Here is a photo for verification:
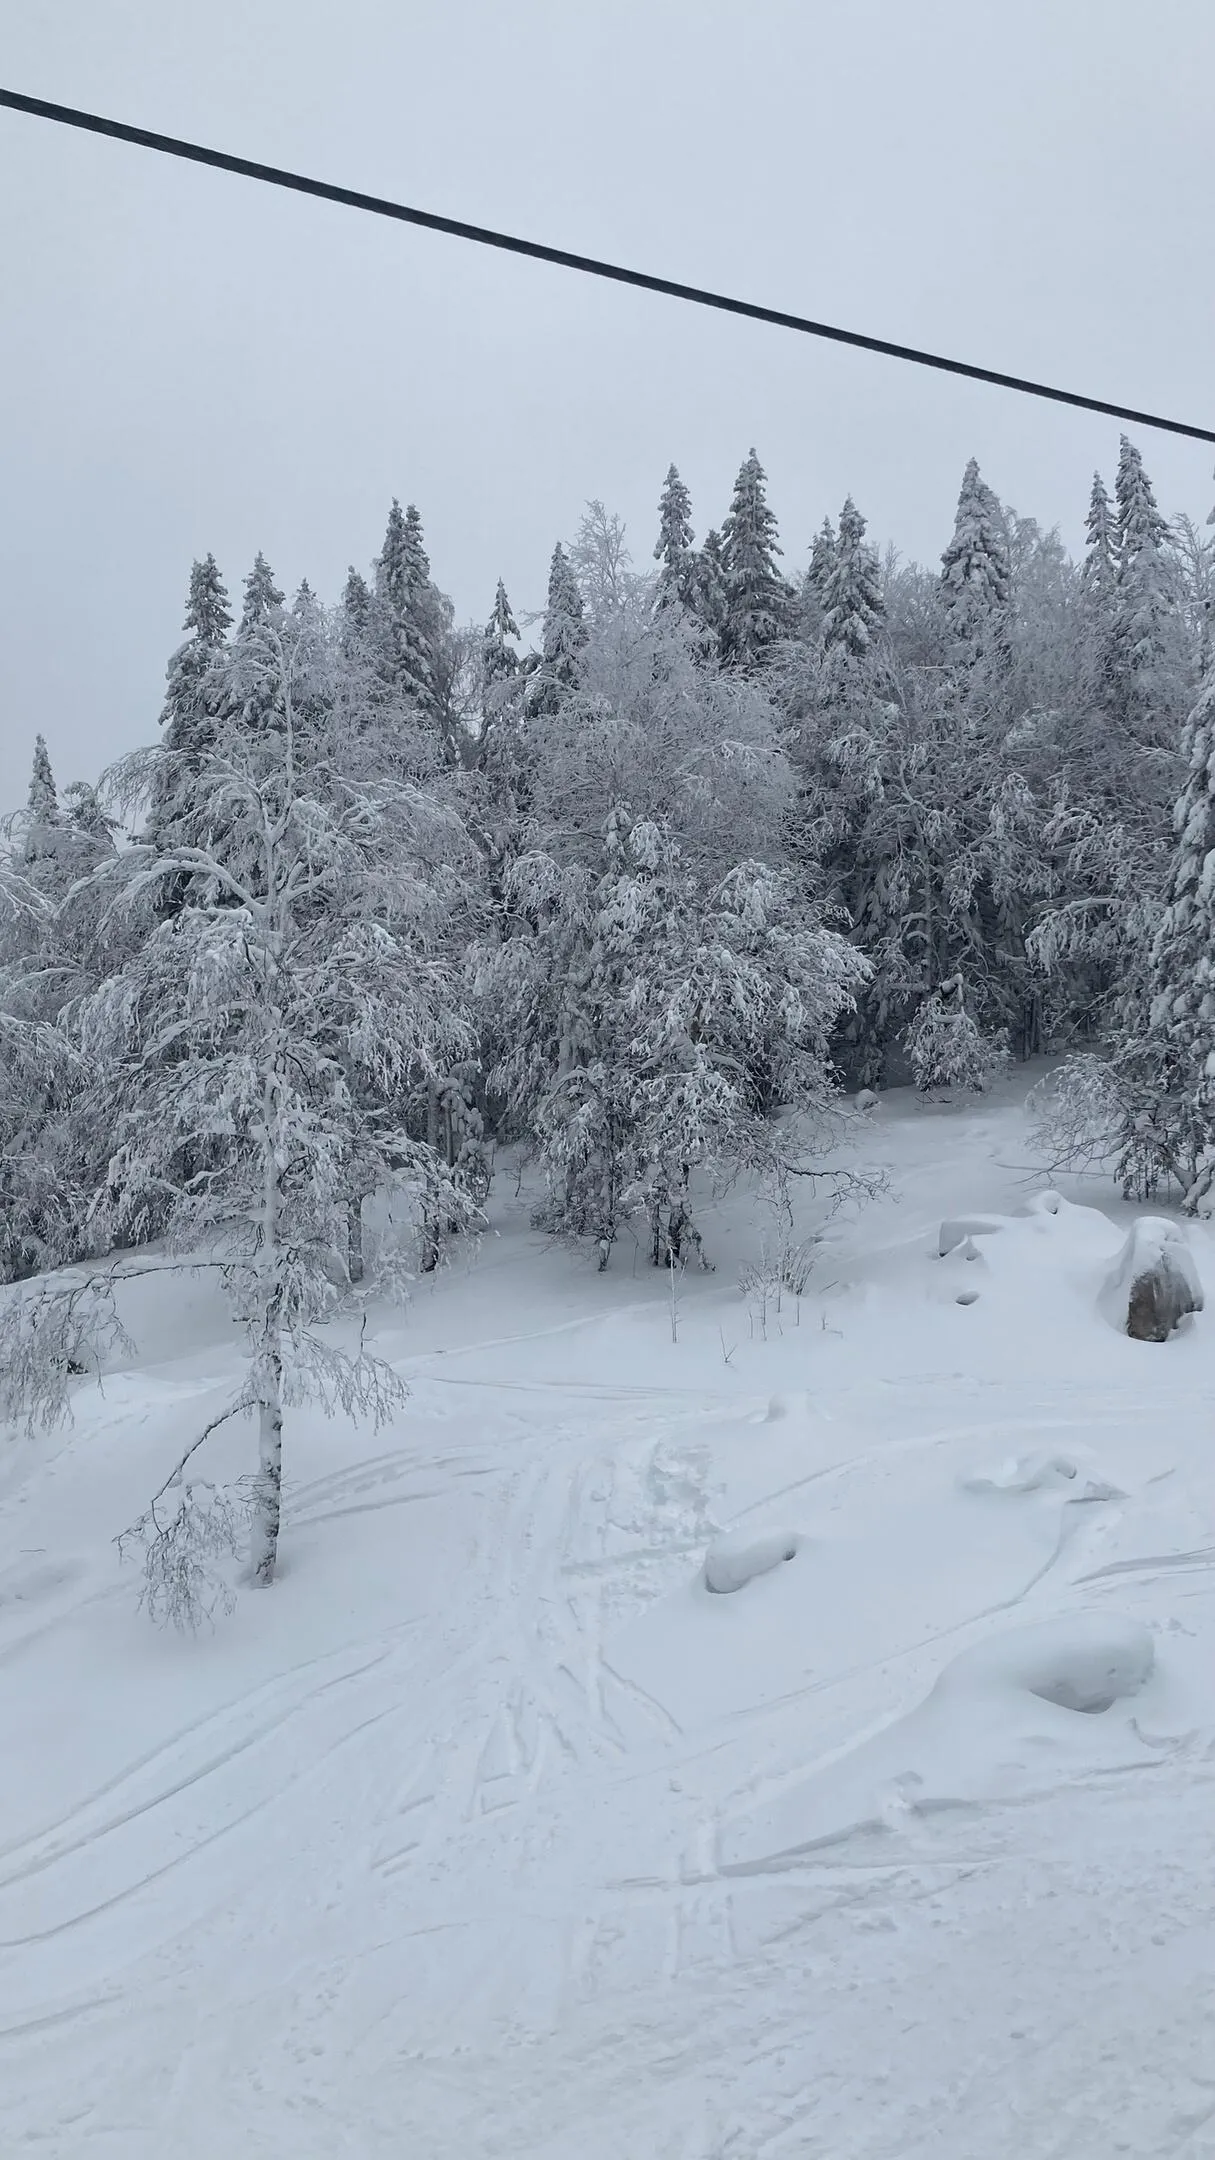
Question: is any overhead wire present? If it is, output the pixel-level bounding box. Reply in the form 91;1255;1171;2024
2;84;1213;449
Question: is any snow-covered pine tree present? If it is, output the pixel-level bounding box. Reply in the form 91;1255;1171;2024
719;449;792;669
1110;435;1186;743
689;526;728;643
238;552;284;638
801;516;837;640
224;554;288;740
654;464;697;615
483;578;520;689
1080;471;1118;614
373;500;456;745
1111;657;1215;1207
939;457;1010;657
821;497;885;660
22;735;63;868
146;555;233;858
530;542;588;713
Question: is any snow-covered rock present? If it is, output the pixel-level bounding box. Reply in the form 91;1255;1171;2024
704;1528;801;1595
1100;1217;1203;1342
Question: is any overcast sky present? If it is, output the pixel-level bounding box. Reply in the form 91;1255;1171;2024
2;0;1214;812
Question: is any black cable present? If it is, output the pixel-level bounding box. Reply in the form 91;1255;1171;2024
4;83;1214;448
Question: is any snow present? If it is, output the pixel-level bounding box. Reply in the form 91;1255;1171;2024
703;1527;802;1594
5;1076;1215;2157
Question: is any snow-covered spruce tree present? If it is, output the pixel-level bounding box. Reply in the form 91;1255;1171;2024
1110;436;1189;750
1080;471;1118;618
0;608;478;1608
373;500;461;757
1109;660;1215;1207
719;449;793;669
529;542;588;714
145;555;233;860
0;741;123;1282
821;497;885;662
653;464;698;616
375;499;436;712
690;526;729;644
939;457;1010;660
483;578;520;692
22;735;62;865
483;810;867;1267
800;516;837;641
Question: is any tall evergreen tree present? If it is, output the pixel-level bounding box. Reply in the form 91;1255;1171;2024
339;567;373;664
1111;659;1215;1207
719;449;791;668
691;527;729;642
22;735;61;866
375;499;440;716
1080;472;1117;612
226;554;288;739
238;553;284;638
939;458;1010;653
821;497;885;660
531;543;588;713
483;578;521;688
653;464;697;614
147;555;234;854
1111;436;1181;735
801;517;837;639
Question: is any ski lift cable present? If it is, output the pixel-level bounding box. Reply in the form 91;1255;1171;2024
3;85;1213;449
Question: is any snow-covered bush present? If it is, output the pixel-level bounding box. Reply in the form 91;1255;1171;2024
905;977;1008;1094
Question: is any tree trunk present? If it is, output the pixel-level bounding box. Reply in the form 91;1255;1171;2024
252;1070;285;1584
421;1082;442;1271
347;1194;365;1285
250;1385;283;1585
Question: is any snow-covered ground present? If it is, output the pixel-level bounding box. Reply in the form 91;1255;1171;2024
5;1076;1215;2159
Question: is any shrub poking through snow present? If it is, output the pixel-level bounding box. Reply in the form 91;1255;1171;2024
906;976;1007;1094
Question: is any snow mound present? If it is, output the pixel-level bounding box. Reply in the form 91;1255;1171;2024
938;1611;1154;1715
719;1613;1159;1871
704;1528;801;1594
961;1448;1122;1502
1099;1217;1204;1341
939;1215;1004;1257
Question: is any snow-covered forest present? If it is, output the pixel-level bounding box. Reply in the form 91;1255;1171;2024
2;438;1213;1595
7;436;1215;2157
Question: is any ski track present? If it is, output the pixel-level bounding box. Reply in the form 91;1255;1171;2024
6;1129;1215;2153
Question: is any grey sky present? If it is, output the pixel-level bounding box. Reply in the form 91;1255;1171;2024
2;0;1213;812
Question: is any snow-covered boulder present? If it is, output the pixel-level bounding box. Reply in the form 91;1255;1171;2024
704;1528;801;1595
855;1088;879;1113
1100;1217;1203;1342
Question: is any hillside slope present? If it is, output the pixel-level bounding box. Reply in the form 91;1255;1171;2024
3;1079;1215;2159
